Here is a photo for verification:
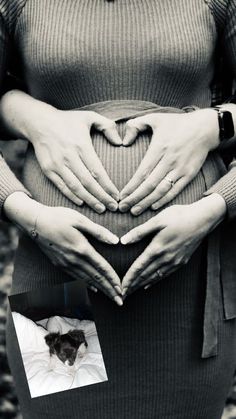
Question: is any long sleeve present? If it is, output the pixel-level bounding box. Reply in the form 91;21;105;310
0;2;31;219
204;0;236;219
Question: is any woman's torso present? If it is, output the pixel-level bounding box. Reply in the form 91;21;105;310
13;0;218;109
6;0;227;285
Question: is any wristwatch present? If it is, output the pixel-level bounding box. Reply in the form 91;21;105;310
213;106;235;141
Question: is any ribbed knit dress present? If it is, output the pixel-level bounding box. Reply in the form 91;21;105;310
1;1;236;418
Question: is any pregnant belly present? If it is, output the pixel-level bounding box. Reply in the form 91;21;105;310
22;118;222;277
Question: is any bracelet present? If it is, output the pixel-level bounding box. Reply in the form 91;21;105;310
29;205;43;240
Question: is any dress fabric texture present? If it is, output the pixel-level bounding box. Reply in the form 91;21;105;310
0;0;236;418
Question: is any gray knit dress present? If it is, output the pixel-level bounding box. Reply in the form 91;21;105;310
1;1;236;418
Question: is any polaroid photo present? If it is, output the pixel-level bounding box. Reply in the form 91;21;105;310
9;279;108;398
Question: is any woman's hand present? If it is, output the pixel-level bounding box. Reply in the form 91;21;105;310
119;109;220;215
3;192;123;306
0;90;122;213
120;194;226;298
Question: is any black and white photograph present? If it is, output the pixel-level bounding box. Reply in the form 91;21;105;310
0;0;236;418
8;280;108;398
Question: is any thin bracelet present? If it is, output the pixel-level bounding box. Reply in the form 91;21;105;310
29;205;44;240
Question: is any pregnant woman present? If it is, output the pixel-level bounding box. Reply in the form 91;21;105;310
1;0;236;418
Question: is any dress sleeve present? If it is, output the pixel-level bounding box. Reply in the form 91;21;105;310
204;0;236;219
0;9;31;219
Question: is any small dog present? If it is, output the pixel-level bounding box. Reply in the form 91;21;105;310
45;329;88;367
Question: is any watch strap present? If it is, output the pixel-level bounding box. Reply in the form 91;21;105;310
213;106;235;141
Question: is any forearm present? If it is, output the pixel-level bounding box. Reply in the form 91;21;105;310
193;103;236;152
0;89;57;142
192;193;227;233
200;103;236;219
0;154;32;219
3;191;43;233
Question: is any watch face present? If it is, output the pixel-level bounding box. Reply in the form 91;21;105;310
222;111;235;140
215;107;235;141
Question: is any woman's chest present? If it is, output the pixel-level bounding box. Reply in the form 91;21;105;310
14;0;218;106
16;0;216;70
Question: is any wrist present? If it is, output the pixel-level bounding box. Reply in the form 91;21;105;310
3;191;44;234
0;90;57;143
191;193;226;232
195;108;220;150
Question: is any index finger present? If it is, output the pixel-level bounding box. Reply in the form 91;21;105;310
120;136;162;201
122;243;156;293
80;137;119;200
119;157;169;211
84;241;122;292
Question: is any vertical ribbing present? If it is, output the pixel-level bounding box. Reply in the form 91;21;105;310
204;0;229;32
13;0;228;109
1;2;236;419
0;0;27;34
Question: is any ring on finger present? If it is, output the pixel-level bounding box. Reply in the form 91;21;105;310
144;270;164;290
157;269;164;278
164;176;175;188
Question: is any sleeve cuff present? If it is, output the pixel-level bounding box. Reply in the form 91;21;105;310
204;167;236;220
0;154;32;220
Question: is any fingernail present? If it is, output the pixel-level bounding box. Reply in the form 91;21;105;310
95;203;106;213
115;285;122;294
122;287;128;296
114;135;123;145
119;203;130;212
122;136;130;146
108;202;118;212
144;284;151;290
120;235;129;245
105;234;119;245
151;203;159;210
131;206;142;216
90;286;98;293
113;296;123;306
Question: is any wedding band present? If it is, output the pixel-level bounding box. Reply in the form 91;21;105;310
157;269;164;278
164;176;175;187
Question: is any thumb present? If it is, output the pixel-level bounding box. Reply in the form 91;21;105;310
74;214;119;244
123;116;149;146
93;115;122;145
121;216;162;244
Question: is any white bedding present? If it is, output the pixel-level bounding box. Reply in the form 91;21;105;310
12;312;108;398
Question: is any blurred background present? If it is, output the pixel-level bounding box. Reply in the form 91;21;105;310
0;139;236;419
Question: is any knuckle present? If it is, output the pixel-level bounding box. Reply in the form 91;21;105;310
90;170;100;180
66;179;76;190
163;253;174;263
77;243;87;255
134;230;143;241
41;163;51;175
186;167;195;178
145;248;155;260
95;230;103;241
81;176;91;189
93;272;103;283
182;257;189;265
59;184;67;194
126;119;137;129
139;272;147;280
142;168;151;180
146;181;156;193
67;253;77;265
105;120;116;130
